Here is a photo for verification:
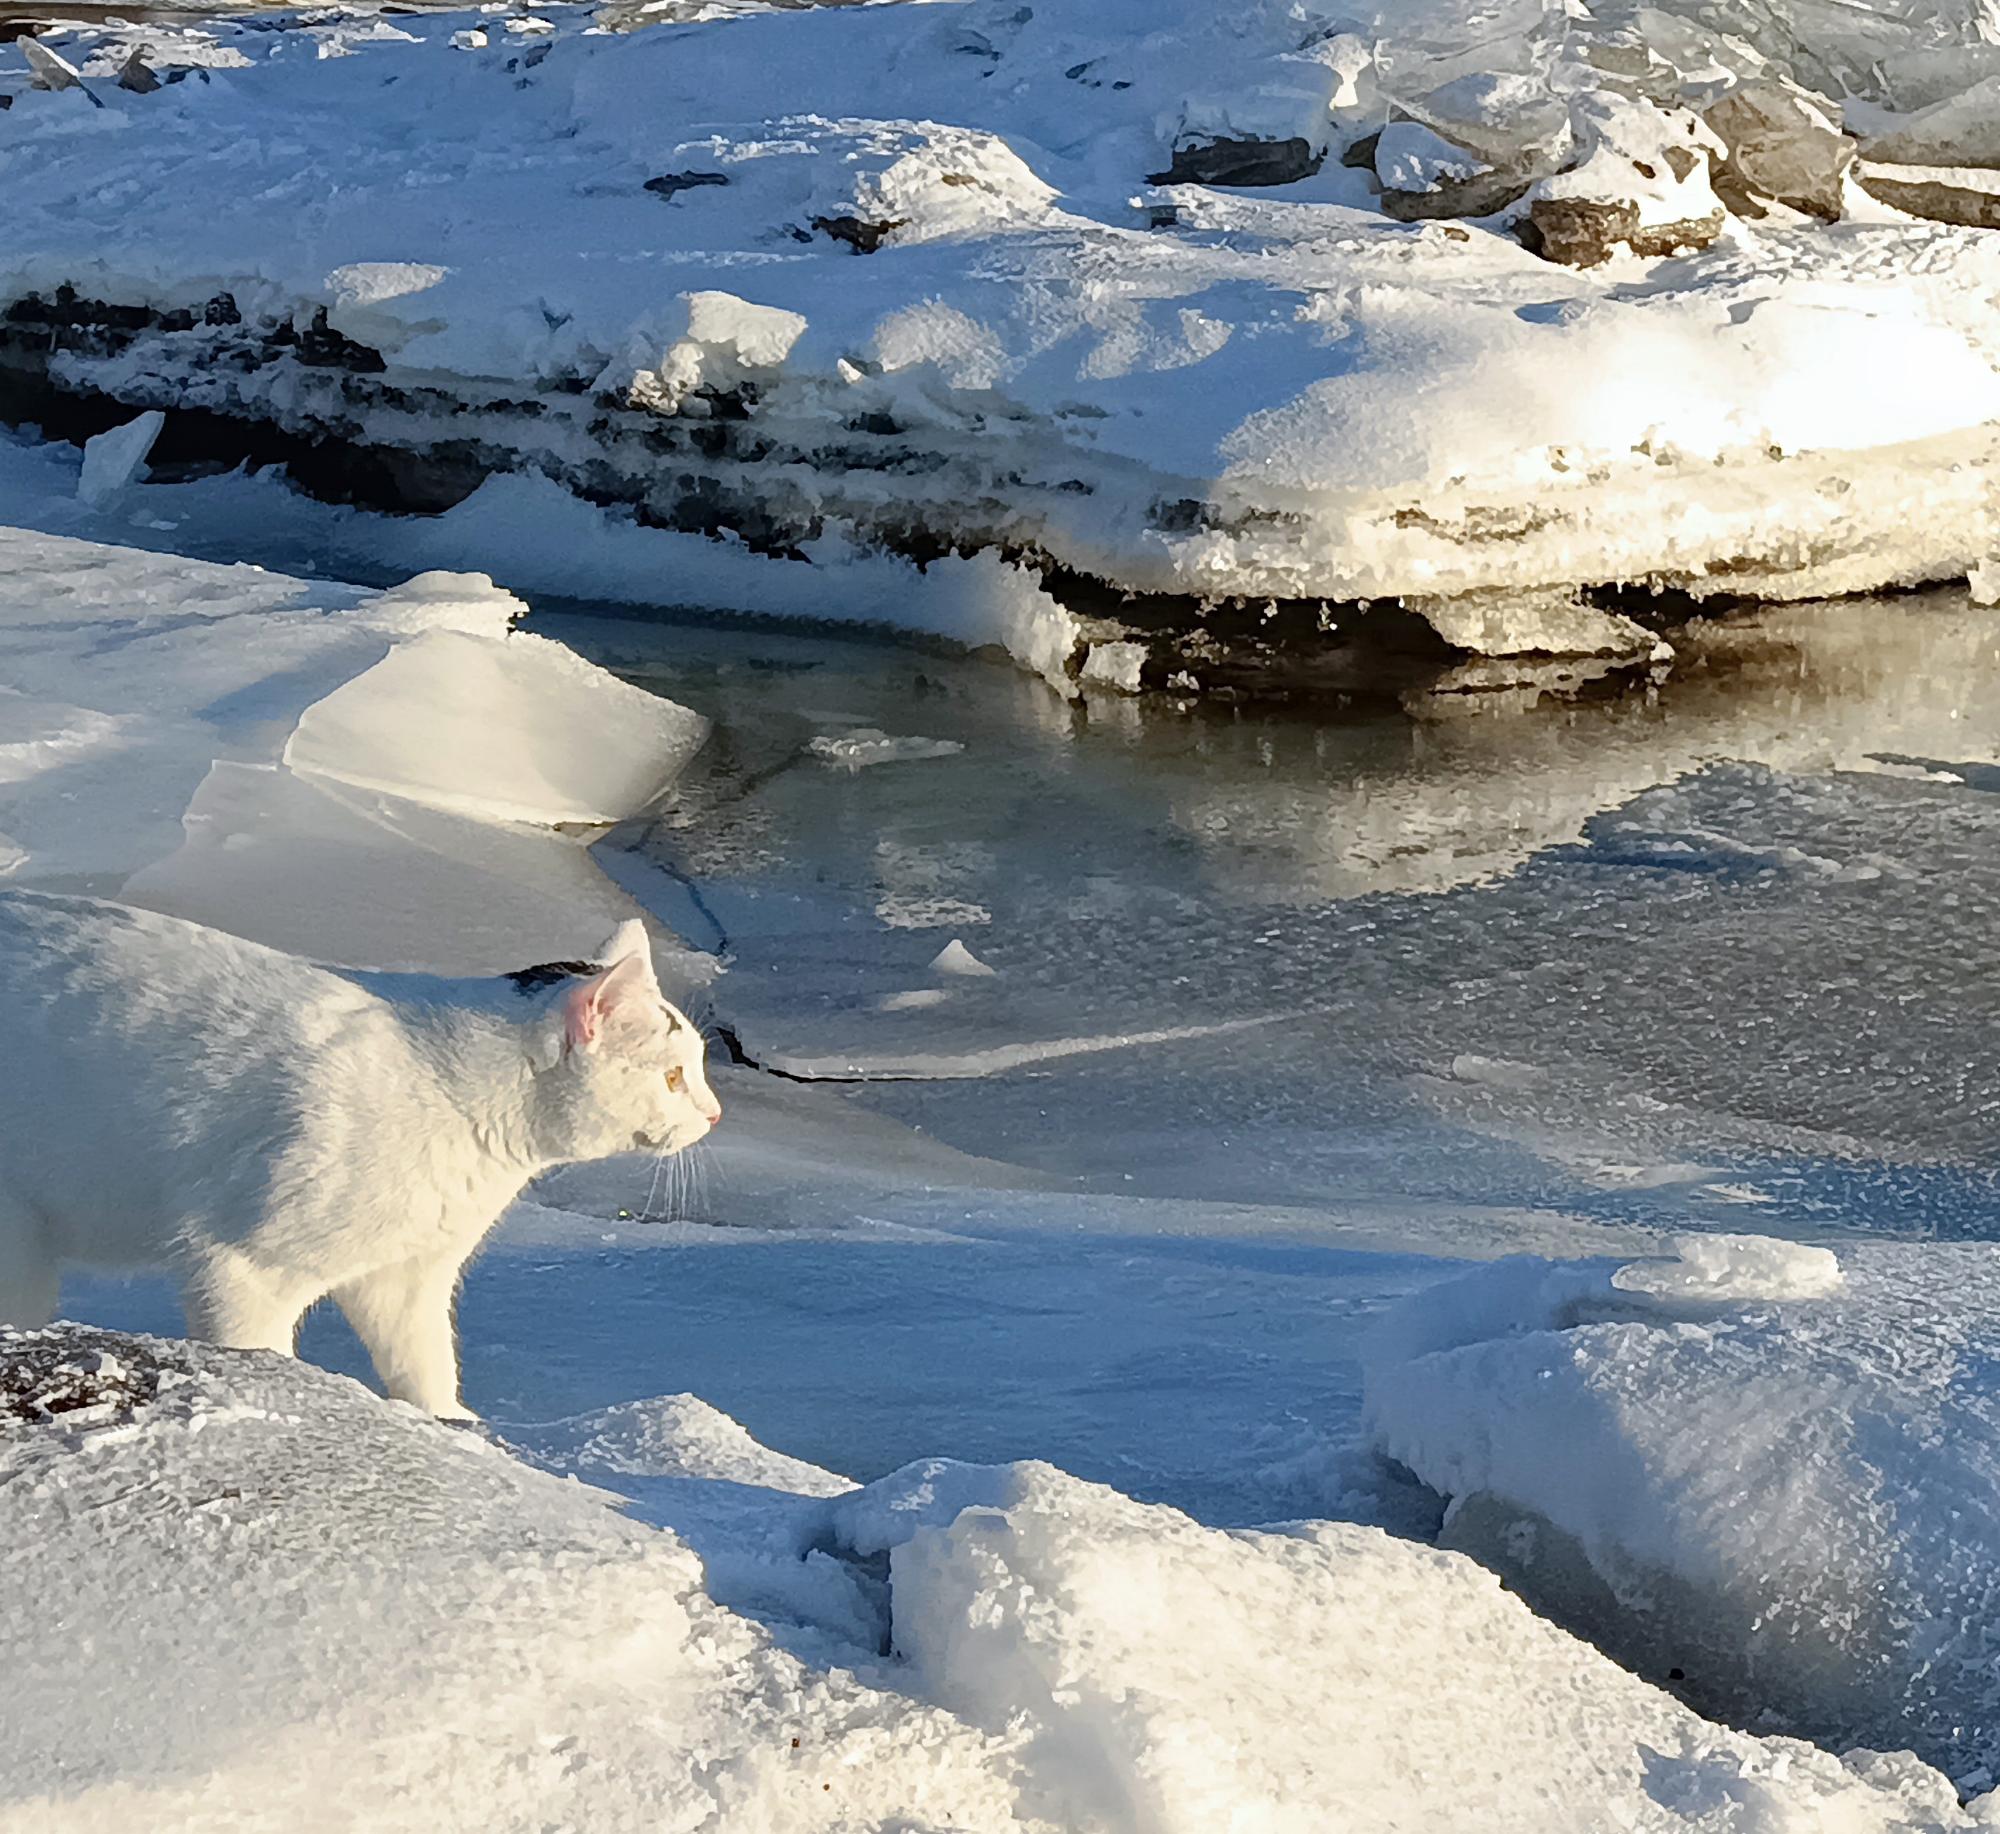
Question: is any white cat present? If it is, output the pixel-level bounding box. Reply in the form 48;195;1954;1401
0;892;720;1418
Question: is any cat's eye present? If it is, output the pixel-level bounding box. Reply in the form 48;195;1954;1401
665;1067;685;1094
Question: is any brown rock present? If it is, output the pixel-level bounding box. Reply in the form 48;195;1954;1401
1522;196;1722;266
1855;163;2000;228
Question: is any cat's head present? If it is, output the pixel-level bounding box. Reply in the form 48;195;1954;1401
517;921;721;1163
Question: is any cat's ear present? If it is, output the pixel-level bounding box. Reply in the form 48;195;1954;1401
561;952;654;1055
596;919;655;974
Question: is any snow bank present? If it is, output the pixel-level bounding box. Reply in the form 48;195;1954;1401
0;525;705;968
1365;1235;2000;1786
823;1456;1974;1832
1;1324;1979;1833
0;1327;1030;1834
9;0;2000;626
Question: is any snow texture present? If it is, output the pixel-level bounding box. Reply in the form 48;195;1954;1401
8;0;2000;623
0;1325;1982;1833
0;522;706;970
1365;1237;2000;1785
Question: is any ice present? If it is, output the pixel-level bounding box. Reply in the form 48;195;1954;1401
74;410;163;508
1364;1237;2000;1781
806;729;965;769
1705;82;1854;220
930;938;996;978
1609;1230;1843;1301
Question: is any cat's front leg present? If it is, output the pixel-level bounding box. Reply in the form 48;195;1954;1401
332;1253;474;1420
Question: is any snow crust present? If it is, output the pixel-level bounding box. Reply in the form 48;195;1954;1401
8;0;2000;613
1;1326;1982;1833
0;523;705;968
1365;1236;2000;1784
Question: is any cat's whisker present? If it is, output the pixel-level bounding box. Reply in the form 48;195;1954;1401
640;1142;670;1223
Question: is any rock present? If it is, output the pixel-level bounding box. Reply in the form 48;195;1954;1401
1380;169;1533;222
1855;160;2000;228
811;213;905;254
115;49;160;94
0;1324;178;1428
644;169;730;201
1522;195;1723;264
1517;95;1725;266
1704;81;1853;220
1864;74;2000;168
1148;135;1323;188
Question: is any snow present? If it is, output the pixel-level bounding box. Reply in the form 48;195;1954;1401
10;505;2000;1818
1;1324;1983;1834
1364;1238;2000;1784
0;520;704;969
12;2;2000;1816
7;0;2000;621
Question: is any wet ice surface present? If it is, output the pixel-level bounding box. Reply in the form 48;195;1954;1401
61;588;2000;1529
576;598;2000;1235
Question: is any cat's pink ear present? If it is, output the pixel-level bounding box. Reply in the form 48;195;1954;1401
562;953;653;1054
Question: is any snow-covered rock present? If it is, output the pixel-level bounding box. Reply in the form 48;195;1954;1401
1365;1235;2000;1784
9;0;2000;636
1520;95;1726;265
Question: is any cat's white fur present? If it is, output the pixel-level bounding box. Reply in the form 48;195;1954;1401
0;891;719;1418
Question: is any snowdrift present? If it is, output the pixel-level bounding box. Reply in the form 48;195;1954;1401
0;525;705;969
1365;1234;2000;1790
7;0;2000;672
0;1323;1982;1833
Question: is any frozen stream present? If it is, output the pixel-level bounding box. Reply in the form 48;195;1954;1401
572;594;2000;1237
60;579;2000;1529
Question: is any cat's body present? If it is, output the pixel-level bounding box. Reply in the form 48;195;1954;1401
0;892;719;1417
